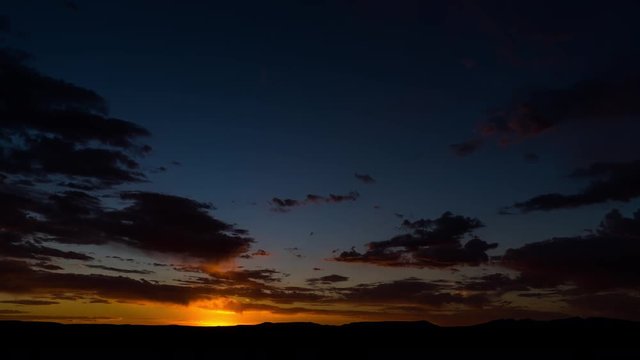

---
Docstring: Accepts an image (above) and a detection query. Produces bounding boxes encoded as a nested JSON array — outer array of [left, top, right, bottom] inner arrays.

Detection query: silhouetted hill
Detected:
[[2, 318, 639, 359]]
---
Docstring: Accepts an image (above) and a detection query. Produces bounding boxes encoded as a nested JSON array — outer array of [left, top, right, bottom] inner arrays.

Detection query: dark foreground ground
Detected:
[[2, 318, 639, 359]]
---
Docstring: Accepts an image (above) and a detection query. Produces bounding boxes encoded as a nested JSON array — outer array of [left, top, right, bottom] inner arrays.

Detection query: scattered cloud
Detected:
[[270, 192, 359, 212], [523, 152, 539, 163], [338, 278, 489, 308], [239, 249, 270, 259], [306, 274, 349, 286], [334, 212, 497, 268], [450, 139, 483, 157], [509, 160, 640, 212], [0, 299, 59, 306], [85, 265, 154, 275], [452, 74, 640, 156], [354, 173, 376, 184]]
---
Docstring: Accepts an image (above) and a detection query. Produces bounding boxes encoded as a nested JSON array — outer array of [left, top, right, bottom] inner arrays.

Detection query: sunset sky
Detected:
[[1, 0, 639, 326]]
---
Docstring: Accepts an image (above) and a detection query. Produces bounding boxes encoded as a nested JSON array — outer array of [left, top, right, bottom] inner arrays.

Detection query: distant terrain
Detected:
[[2, 318, 639, 359]]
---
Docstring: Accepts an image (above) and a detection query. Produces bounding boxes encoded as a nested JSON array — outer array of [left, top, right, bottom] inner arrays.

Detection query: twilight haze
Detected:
[[1, 0, 639, 326]]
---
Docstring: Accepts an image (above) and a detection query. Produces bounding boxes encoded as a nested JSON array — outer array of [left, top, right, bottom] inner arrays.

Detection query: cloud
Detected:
[[0, 48, 150, 187], [564, 293, 640, 320], [0, 187, 255, 263], [0, 310, 26, 314], [207, 269, 286, 284], [334, 212, 497, 268], [0, 259, 210, 305], [0, 299, 59, 305], [32, 262, 63, 271], [509, 160, 640, 212], [458, 273, 529, 294], [501, 208, 640, 291], [452, 74, 640, 155], [306, 274, 349, 286], [450, 139, 483, 157], [523, 152, 539, 163], [270, 192, 359, 212], [2, 137, 146, 185], [239, 249, 270, 259], [354, 173, 376, 184], [63, 1, 80, 11], [338, 278, 489, 308], [85, 265, 154, 275], [105, 192, 254, 262], [0, 239, 93, 262]]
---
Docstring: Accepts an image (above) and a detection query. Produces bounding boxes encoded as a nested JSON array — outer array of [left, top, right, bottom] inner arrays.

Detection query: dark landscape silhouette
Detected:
[[3, 318, 640, 359]]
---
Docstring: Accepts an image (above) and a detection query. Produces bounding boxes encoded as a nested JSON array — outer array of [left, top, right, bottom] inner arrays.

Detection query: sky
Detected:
[[0, 0, 639, 326]]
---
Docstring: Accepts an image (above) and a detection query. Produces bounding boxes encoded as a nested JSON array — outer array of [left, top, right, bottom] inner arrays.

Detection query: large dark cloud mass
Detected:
[[510, 160, 640, 212], [0, 259, 208, 305], [0, 187, 254, 263], [334, 212, 497, 268], [108, 192, 253, 262], [502, 208, 640, 291], [0, 48, 149, 188], [0, 47, 255, 265]]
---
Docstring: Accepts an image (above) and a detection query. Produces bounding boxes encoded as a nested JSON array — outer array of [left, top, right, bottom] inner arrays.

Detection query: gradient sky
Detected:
[[1, 0, 640, 326]]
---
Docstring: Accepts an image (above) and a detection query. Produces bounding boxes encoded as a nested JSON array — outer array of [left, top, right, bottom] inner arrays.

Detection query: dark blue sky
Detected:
[[2, 0, 640, 324]]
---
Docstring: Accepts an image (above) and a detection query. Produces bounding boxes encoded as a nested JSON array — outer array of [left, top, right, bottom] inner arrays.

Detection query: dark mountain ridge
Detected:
[[2, 317, 638, 358]]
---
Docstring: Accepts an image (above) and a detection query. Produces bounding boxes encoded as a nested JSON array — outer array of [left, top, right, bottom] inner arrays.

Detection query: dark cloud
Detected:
[[106, 255, 135, 262], [88, 298, 110, 304], [0, 310, 26, 315], [0, 46, 269, 311], [0, 299, 59, 305], [239, 249, 270, 259], [457, 273, 529, 294], [564, 292, 640, 320], [523, 152, 539, 163], [474, 75, 640, 147], [284, 247, 304, 259], [270, 192, 359, 212], [0, 48, 150, 187], [510, 160, 640, 212], [32, 262, 63, 271], [0, 259, 210, 305], [0, 239, 93, 262], [306, 274, 349, 286], [326, 192, 360, 203], [450, 139, 483, 157], [354, 173, 376, 184], [85, 265, 153, 275], [334, 212, 497, 268], [207, 269, 286, 284], [0, 187, 255, 263], [338, 278, 489, 308], [63, 1, 80, 11], [104, 192, 254, 262], [502, 209, 640, 291]]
